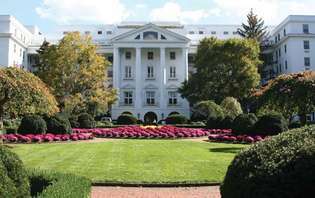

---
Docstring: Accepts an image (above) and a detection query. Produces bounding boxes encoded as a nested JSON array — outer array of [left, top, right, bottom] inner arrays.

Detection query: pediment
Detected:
[[111, 23, 190, 43], [144, 84, 159, 89], [166, 84, 179, 89], [121, 84, 135, 89]]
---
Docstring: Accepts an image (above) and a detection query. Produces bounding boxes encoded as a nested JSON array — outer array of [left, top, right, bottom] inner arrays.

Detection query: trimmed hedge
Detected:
[[220, 126, 315, 198], [18, 115, 47, 135], [116, 114, 138, 125], [232, 114, 257, 135], [44, 115, 72, 134], [77, 113, 95, 129], [165, 115, 188, 125], [28, 170, 91, 198], [254, 112, 288, 135], [0, 146, 30, 197]]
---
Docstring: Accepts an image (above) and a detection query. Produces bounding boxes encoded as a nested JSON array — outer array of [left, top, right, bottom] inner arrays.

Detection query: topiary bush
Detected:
[[232, 113, 257, 135], [165, 114, 188, 125], [220, 97, 243, 119], [116, 114, 138, 125], [220, 126, 315, 198], [44, 115, 72, 134], [0, 146, 30, 197], [18, 115, 47, 135], [191, 100, 224, 121], [77, 113, 95, 129], [254, 112, 288, 135]]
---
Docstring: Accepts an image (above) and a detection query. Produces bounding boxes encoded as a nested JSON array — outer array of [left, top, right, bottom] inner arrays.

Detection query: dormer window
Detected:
[[143, 31, 158, 40]]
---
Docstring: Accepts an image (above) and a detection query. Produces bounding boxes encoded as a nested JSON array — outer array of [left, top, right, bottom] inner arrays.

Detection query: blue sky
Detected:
[[1, 0, 315, 33]]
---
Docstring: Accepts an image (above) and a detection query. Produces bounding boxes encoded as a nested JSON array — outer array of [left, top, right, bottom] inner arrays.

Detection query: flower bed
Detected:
[[208, 134, 267, 144], [0, 133, 93, 143], [73, 126, 232, 139]]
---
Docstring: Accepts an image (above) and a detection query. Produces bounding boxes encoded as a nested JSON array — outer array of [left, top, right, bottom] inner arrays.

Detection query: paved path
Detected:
[[92, 186, 221, 198]]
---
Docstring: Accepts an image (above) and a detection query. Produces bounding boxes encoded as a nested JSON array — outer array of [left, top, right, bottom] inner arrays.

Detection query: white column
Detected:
[[113, 47, 120, 107], [182, 47, 189, 81], [160, 47, 166, 110], [135, 47, 142, 110]]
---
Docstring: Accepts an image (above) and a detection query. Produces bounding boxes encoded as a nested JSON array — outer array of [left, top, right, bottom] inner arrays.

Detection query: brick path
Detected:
[[91, 186, 221, 198]]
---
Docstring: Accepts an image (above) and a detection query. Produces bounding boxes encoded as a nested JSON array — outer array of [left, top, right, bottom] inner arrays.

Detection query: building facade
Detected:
[[0, 15, 314, 121]]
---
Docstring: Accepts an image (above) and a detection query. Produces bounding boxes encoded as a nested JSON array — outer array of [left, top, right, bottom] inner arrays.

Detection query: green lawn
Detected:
[[11, 140, 247, 184]]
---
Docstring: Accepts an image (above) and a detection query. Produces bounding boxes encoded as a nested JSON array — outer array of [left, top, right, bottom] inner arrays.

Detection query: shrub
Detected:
[[28, 170, 91, 198], [77, 113, 95, 129], [191, 100, 224, 121], [44, 115, 72, 134], [220, 116, 234, 129], [69, 115, 80, 128], [117, 114, 138, 125], [233, 113, 257, 135], [206, 115, 224, 129], [18, 115, 47, 134], [5, 128, 17, 134], [0, 146, 30, 197], [254, 112, 288, 135], [220, 97, 243, 119], [289, 121, 301, 129], [165, 114, 188, 125], [221, 126, 315, 198]]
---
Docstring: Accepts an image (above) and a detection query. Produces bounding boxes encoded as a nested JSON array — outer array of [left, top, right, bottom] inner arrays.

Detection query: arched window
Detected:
[[143, 31, 158, 40]]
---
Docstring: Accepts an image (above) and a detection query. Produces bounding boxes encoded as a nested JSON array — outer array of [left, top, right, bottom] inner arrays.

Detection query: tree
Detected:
[[179, 37, 261, 104], [191, 100, 224, 121], [220, 97, 243, 119], [35, 32, 116, 116], [237, 9, 268, 42], [0, 68, 58, 128], [253, 71, 315, 125]]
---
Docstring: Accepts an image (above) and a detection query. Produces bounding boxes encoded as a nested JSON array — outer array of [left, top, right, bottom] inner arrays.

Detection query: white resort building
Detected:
[[0, 15, 314, 121]]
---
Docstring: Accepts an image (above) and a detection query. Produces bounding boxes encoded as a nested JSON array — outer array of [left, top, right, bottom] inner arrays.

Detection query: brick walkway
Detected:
[[92, 186, 221, 198]]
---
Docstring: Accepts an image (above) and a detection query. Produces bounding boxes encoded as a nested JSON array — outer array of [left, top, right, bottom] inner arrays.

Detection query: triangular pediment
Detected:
[[144, 83, 159, 89], [111, 23, 190, 43], [121, 84, 135, 89]]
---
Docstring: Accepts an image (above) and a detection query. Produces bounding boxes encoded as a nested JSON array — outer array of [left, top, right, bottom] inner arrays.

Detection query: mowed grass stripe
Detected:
[[11, 140, 247, 184]]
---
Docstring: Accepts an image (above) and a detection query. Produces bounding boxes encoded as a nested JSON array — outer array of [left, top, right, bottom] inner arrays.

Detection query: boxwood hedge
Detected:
[[220, 126, 315, 198]]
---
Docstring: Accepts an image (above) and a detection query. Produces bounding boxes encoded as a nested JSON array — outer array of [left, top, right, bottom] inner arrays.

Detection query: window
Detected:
[[170, 52, 176, 60], [305, 57, 311, 69], [233, 31, 238, 35], [106, 31, 113, 35], [107, 55, 113, 63], [170, 67, 176, 78], [285, 60, 288, 70], [304, 40, 310, 50], [284, 29, 286, 36], [275, 36, 277, 43], [279, 64, 282, 73], [147, 66, 154, 78], [199, 30, 204, 34], [97, 31, 102, 35], [124, 91, 133, 105], [125, 66, 132, 79], [168, 92, 177, 105], [284, 44, 287, 53], [279, 48, 281, 57], [146, 91, 155, 105], [278, 34, 280, 41], [188, 55, 195, 64], [107, 70, 113, 77], [188, 31, 194, 34], [303, 24, 309, 34], [143, 31, 158, 40], [125, 51, 131, 60], [211, 31, 216, 35], [148, 52, 154, 60], [224, 31, 229, 35]]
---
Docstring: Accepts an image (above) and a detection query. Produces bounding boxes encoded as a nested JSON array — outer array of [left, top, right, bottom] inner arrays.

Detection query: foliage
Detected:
[[0, 68, 58, 128], [28, 170, 91, 198], [233, 114, 258, 135], [192, 100, 225, 121], [289, 121, 301, 129], [116, 114, 138, 125], [0, 146, 30, 198], [221, 126, 315, 198], [179, 37, 260, 104], [165, 114, 188, 125], [69, 115, 80, 128], [44, 114, 72, 134], [220, 97, 243, 119], [206, 116, 224, 129], [254, 112, 288, 135], [18, 115, 47, 135], [237, 9, 268, 42], [77, 113, 95, 129], [34, 33, 116, 115], [253, 71, 315, 124]]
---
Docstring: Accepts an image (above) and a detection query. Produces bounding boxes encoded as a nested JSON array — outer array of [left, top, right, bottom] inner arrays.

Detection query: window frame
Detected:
[[304, 40, 310, 50], [147, 66, 154, 79], [148, 51, 154, 60], [169, 66, 176, 79], [124, 66, 132, 79], [304, 57, 311, 68], [170, 52, 176, 60], [123, 91, 133, 105], [303, 24, 309, 34], [168, 91, 178, 105], [146, 91, 155, 105], [125, 51, 131, 60]]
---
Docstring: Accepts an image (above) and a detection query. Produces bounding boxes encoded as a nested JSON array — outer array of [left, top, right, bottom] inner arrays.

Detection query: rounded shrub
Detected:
[[165, 114, 188, 125], [44, 115, 72, 134], [117, 114, 137, 125], [221, 126, 315, 198], [254, 112, 288, 135], [69, 115, 80, 128], [233, 113, 257, 135], [191, 100, 224, 121], [18, 115, 47, 134], [220, 97, 243, 119], [0, 146, 30, 197], [206, 115, 224, 129], [220, 116, 234, 129], [77, 113, 95, 129], [289, 121, 301, 129]]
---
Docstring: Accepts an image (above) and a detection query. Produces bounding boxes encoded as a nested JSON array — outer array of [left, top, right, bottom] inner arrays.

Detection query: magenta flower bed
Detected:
[[73, 126, 232, 139], [0, 133, 94, 144], [208, 133, 267, 144]]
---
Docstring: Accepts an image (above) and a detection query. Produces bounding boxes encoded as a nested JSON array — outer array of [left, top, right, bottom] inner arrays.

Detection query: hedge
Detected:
[[77, 113, 95, 129], [220, 126, 315, 198], [165, 115, 188, 125], [232, 114, 258, 135], [44, 115, 72, 134], [116, 114, 138, 125], [254, 112, 288, 135], [28, 170, 91, 198], [18, 115, 47, 135]]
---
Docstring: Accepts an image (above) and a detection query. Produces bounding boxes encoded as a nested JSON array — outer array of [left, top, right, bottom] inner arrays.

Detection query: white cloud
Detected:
[[150, 2, 221, 23], [36, 0, 130, 24], [212, 0, 315, 24], [135, 4, 147, 9]]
